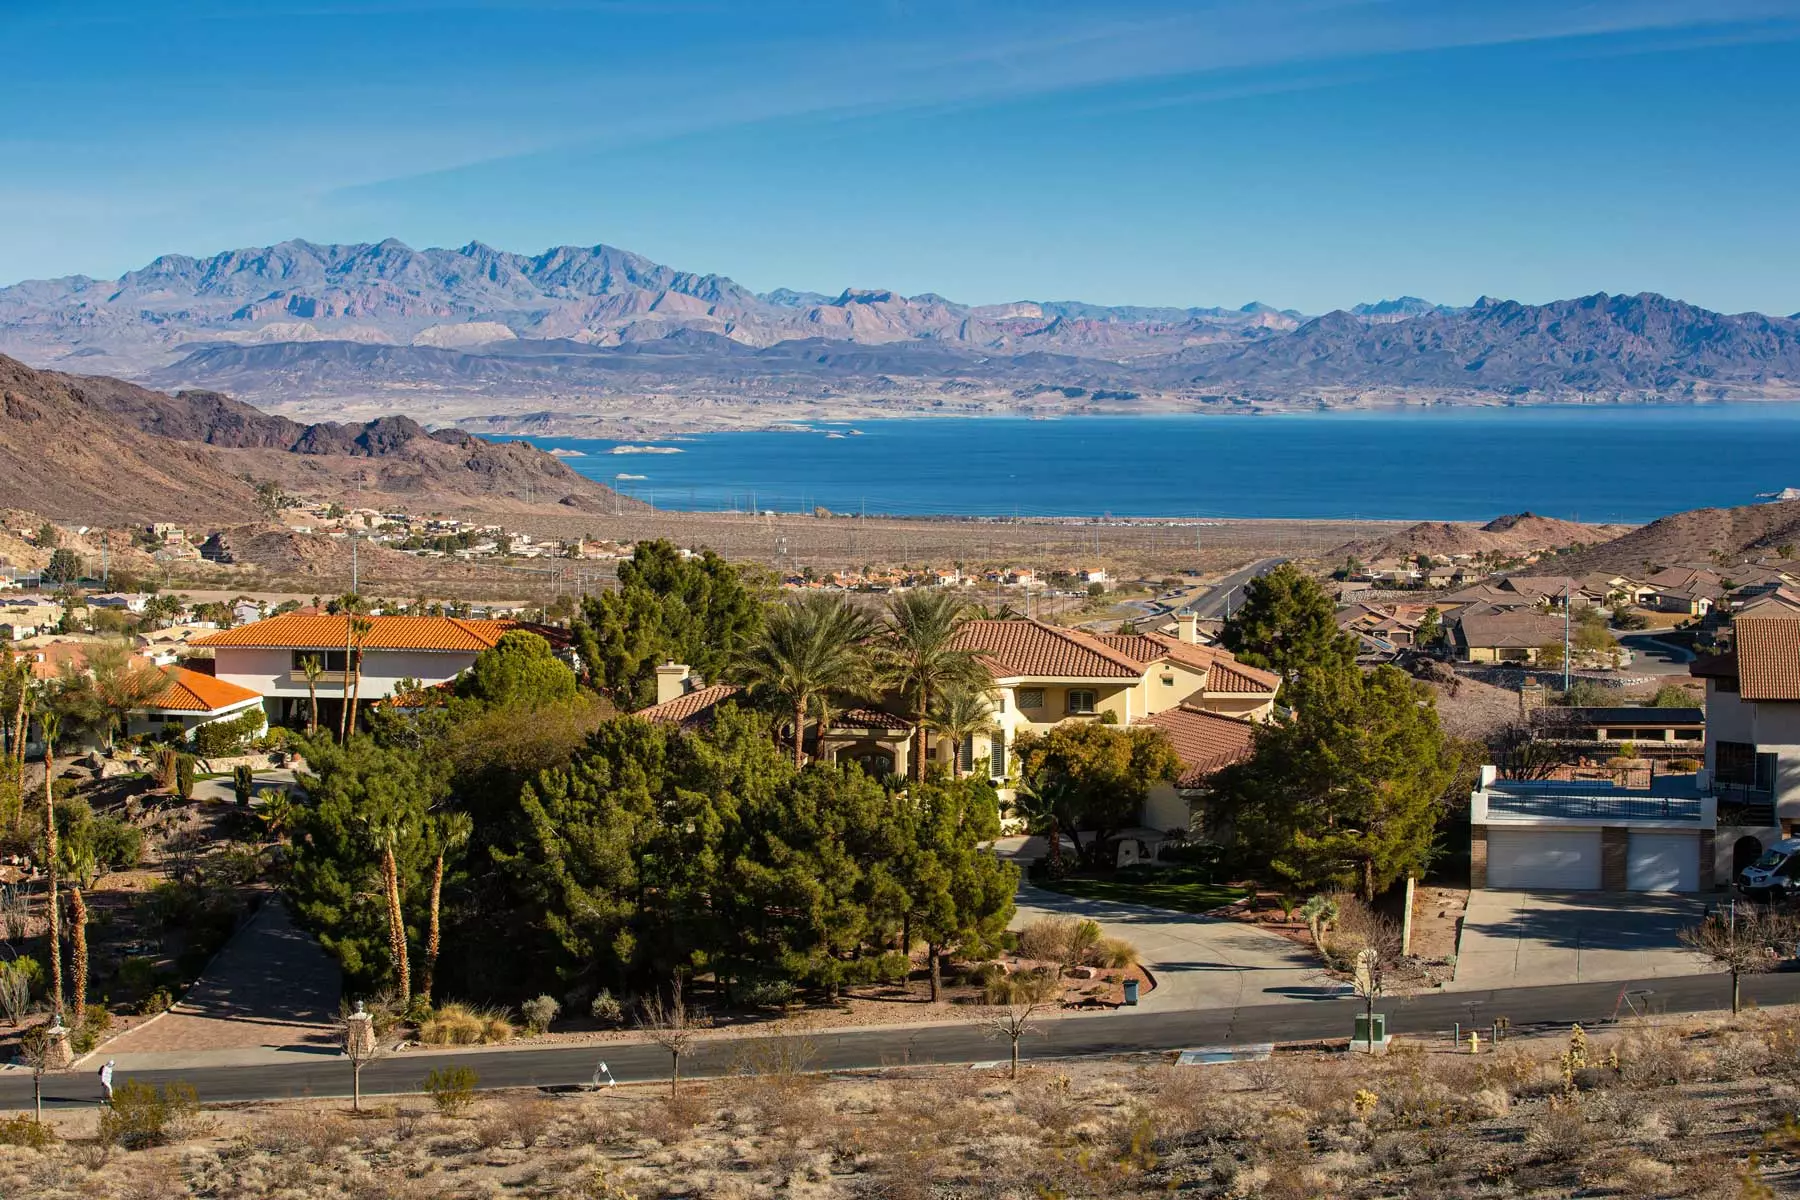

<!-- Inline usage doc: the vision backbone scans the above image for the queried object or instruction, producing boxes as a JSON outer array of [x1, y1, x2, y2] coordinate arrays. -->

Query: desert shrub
[[174, 755, 195, 802], [72, 1003, 114, 1054], [90, 817, 144, 871], [139, 987, 175, 1016], [118, 955, 157, 995], [192, 709, 264, 758], [1667, 758, 1702, 773], [1017, 917, 1077, 963], [476, 1095, 555, 1149], [0, 961, 31, 1024], [963, 961, 1006, 989], [483, 1009, 515, 1043], [590, 989, 624, 1025], [872, 950, 912, 983], [99, 1080, 200, 1149], [984, 967, 1059, 1005], [418, 1002, 486, 1045], [423, 1065, 478, 1117], [737, 978, 797, 1009], [1087, 936, 1140, 969], [521, 994, 560, 1035], [0, 1113, 57, 1148]]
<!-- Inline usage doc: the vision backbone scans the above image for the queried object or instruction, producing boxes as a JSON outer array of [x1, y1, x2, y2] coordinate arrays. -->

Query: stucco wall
[[214, 646, 480, 701]]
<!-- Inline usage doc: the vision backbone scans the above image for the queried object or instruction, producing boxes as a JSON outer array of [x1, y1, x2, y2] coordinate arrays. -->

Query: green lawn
[[1036, 868, 1250, 914]]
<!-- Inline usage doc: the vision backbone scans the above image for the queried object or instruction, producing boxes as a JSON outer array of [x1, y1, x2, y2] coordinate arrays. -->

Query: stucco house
[[1452, 608, 1569, 663], [125, 667, 267, 742], [191, 613, 526, 728]]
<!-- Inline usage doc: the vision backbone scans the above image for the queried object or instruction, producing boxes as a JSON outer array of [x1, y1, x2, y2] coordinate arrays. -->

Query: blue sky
[[4, 1, 1799, 314]]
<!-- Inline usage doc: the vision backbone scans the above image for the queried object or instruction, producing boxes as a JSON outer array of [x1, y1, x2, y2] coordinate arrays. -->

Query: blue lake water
[[520, 406, 1800, 523]]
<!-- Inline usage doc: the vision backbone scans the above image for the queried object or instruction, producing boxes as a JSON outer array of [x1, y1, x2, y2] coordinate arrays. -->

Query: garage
[[1486, 828, 1603, 890], [1627, 831, 1699, 892]]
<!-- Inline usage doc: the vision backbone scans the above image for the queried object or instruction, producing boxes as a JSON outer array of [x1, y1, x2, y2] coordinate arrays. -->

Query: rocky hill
[[1329, 511, 1632, 564], [0, 354, 635, 524], [1555, 499, 1800, 576], [4, 238, 1796, 420]]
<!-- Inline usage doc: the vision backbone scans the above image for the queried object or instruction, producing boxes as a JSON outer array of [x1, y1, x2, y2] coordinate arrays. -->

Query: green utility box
[[1353, 1013, 1387, 1045]]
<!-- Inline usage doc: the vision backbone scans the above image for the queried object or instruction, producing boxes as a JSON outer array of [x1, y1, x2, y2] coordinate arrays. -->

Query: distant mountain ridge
[[2, 237, 1797, 419]]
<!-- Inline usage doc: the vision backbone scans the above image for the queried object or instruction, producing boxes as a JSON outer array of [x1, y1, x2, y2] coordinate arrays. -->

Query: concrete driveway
[[1449, 891, 1712, 991], [997, 837, 1331, 1009], [1617, 632, 1696, 676]]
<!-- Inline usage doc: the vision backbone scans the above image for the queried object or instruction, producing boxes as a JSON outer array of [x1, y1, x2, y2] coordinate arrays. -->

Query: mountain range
[[3, 238, 1798, 430]]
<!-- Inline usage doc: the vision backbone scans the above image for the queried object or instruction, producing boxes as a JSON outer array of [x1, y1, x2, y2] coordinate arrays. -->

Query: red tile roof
[[953, 620, 1143, 679], [1206, 658, 1281, 694], [1141, 705, 1259, 787], [140, 667, 264, 714], [830, 708, 913, 732], [637, 683, 741, 728], [193, 614, 517, 653], [1725, 615, 1800, 701]]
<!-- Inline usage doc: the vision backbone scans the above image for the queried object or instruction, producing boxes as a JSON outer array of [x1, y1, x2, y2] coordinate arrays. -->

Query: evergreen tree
[[454, 630, 577, 707], [898, 777, 1017, 1000], [1213, 664, 1460, 899], [1220, 563, 1357, 680]]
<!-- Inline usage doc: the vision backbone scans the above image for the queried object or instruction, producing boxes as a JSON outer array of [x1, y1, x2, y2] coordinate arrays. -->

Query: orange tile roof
[[139, 666, 264, 714], [1727, 615, 1800, 700], [193, 613, 517, 653], [954, 620, 1143, 679], [830, 707, 913, 732], [637, 683, 741, 728], [1141, 705, 1259, 787]]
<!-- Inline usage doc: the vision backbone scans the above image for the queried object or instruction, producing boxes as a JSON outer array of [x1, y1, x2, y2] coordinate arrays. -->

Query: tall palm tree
[[38, 708, 63, 1022], [6, 655, 28, 831], [300, 655, 324, 735], [345, 616, 375, 739], [737, 593, 879, 768], [927, 683, 995, 775], [419, 811, 472, 1004], [878, 591, 987, 781]]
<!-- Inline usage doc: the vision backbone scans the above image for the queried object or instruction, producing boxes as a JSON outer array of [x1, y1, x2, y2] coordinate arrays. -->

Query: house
[[1578, 573, 1653, 608], [191, 613, 526, 728], [633, 613, 1281, 783], [1496, 576, 1586, 607], [1734, 587, 1800, 617], [1468, 767, 1716, 892], [1451, 608, 1569, 663], [1691, 615, 1800, 834], [125, 667, 267, 742], [1644, 567, 1724, 615], [1138, 705, 1258, 835]]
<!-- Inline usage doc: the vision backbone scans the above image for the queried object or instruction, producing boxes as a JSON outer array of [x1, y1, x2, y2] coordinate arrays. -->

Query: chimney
[[1176, 609, 1199, 645], [655, 662, 693, 706]]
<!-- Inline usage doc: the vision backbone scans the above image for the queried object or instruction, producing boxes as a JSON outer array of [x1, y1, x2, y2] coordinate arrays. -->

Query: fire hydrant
[[1468, 1031, 1481, 1055]]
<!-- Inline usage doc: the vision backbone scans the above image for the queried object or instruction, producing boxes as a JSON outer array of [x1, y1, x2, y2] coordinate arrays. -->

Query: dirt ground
[[7, 1011, 1799, 1198]]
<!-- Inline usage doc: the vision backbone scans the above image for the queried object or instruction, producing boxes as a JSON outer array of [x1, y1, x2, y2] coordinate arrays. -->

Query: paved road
[[1187, 557, 1287, 621], [8, 970, 1794, 1109], [1618, 632, 1697, 677]]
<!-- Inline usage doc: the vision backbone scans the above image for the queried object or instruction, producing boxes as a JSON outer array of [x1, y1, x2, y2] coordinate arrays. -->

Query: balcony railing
[[1487, 792, 1703, 822], [286, 670, 349, 688]]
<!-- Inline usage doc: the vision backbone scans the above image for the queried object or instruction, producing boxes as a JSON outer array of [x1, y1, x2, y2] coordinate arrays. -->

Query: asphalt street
[[9, 968, 1794, 1110]]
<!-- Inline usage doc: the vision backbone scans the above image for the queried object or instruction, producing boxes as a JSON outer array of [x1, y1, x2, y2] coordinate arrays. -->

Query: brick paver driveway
[[98, 897, 341, 1062]]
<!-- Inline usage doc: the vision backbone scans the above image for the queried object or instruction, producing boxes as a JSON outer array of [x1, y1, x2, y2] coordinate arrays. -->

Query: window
[[989, 737, 1007, 778], [1716, 741, 1776, 792], [1161, 674, 1175, 687], [1017, 688, 1045, 710], [1067, 689, 1097, 715], [293, 650, 347, 672]]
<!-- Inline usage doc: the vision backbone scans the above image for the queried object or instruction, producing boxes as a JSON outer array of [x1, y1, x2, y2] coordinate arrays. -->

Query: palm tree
[[1013, 765, 1074, 874], [38, 708, 63, 1022], [877, 591, 987, 781], [419, 811, 472, 1004], [364, 817, 411, 1004], [737, 594, 879, 768], [300, 655, 324, 735], [5, 655, 29, 831], [927, 683, 994, 775], [345, 616, 375, 739]]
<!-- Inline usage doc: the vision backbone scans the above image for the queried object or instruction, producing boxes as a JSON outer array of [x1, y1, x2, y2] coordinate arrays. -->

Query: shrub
[[72, 1003, 114, 1054], [192, 709, 264, 758], [174, 755, 195, 802], [0, 1113, 57, 1148], [99, 1080, 200, 1149], [873, 951, 912, 984], [231, 764, 254, 808], [521, 994, 560, 1035], [90, 817, 145, 872], [590, 989, 624, 1026], [418, 1002, 486, 1045], [423, 1065, 478, 1117], [737, 978, 797, 1009], [1668, 759, 1702, 773], [484, 1010, 516, 1044], [1017, 917, 1077, 963], [139, 987, 175, 1016], [1087, 936, 1140, 969]]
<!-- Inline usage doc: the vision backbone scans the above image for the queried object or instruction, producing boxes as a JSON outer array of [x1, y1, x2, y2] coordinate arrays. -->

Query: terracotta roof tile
[[830, 708, 913, 732], [193, 614, 517, 653], [1728, 615, 1800, 701], [1141, 705, 1258, 787], [637, 683, 741, 728], [952, 620, 1143, 679], [1206, 659, 1281, 694], [141, 667, 264, 714]]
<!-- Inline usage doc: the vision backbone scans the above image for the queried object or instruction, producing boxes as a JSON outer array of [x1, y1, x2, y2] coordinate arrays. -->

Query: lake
[[521, 405, 1800, 523]]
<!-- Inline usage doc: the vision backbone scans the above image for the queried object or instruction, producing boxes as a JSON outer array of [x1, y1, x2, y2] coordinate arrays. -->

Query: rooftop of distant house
[[192, 613, 522, 653]]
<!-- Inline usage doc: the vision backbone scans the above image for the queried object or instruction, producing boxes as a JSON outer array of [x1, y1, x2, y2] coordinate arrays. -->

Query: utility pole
[[1562, 583, 1571, 693], [351, 530, 359, 596]]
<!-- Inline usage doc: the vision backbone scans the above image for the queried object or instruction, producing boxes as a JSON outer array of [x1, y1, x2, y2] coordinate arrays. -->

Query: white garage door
[[1487, 829, 1603, 890], [1627, 832, 1698, 892]]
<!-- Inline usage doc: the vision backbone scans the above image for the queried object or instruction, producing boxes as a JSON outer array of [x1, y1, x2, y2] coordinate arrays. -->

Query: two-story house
[[191, 613, 526, 728], [1692, 615, 1800, 857]]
